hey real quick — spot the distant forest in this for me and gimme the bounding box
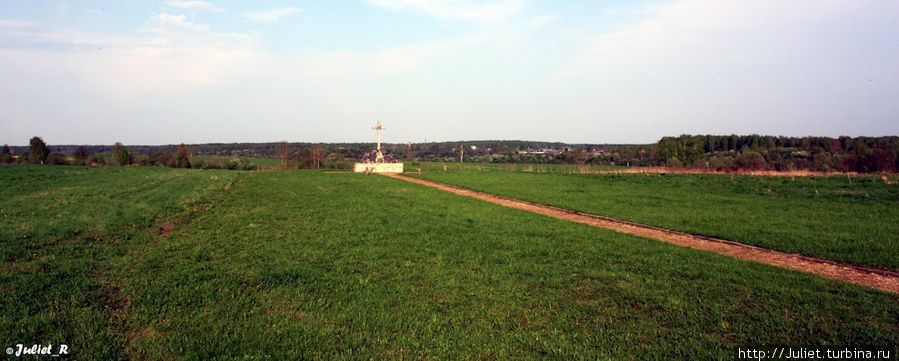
[2,135,897,173]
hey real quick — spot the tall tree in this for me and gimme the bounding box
[311,145,322,168]
[112,142,131,166]
[171,143,192,168]
[276,141,292,168]
[29,136,49,164]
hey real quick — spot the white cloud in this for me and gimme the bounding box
[296,35,480,80]
[242,7,301,23]
[529,15,557,29]
[565,0,860,75]
[84,9,112,18]
[0,19,142,50]
[145,13,210,33]
[364,0,523,21]
[165,0,222,11]
[0,19,40,29]
[0,13,259,96]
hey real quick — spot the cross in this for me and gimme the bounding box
[372,121,385,152]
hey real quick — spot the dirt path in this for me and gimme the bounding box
[382,173,899,294]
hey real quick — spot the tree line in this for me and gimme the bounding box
[654,135,899,173]
[1,137,257,170]
[3,135,897,173]
[414,136,899,173]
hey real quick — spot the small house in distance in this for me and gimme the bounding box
[354,121,404,173]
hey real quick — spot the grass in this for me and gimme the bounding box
[193,155,280,167]
[0,166,237,358]
[408,161,628,174]
[408,167,899,270]
[1,166,897,359]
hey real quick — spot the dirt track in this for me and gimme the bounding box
[382,173,899,294]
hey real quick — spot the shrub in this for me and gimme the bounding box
[666,157,683,168]
[0,145,12,164]
[738,150,767,171]
[46,152,70,165]
[169,144,192,168]
[73,146,88,166]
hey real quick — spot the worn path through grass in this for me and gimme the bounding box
[408,168,899,270]
[385,173,899,293]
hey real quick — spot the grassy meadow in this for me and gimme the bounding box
[408,161,627,174]
[1,165,897,359]
[0,166,237,358]
[192,155,280,168]
[410,164,899,270]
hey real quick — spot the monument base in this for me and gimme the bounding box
[353,162,404,173]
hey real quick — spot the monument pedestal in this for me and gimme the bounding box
[353,162,404,173]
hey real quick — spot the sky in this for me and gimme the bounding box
[0,0,897,145]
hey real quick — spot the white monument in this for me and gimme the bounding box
[353,121,404,173]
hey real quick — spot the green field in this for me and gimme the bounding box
[1,166,897,359]
[193,155,280,167]
[0,166,237,358]
[410,161,628,174]
[409,166,899,270]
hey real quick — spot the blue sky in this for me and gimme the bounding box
[0,0,896,145]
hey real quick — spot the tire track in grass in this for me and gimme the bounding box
[382,173,899,294]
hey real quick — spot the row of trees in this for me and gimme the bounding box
[443,136,898,173]
[4,135,898,173]
[275,142,344,169]
[656,135,899,172]
[1,137,255,170]
[1,137,120,166]
[2,137,54,165]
